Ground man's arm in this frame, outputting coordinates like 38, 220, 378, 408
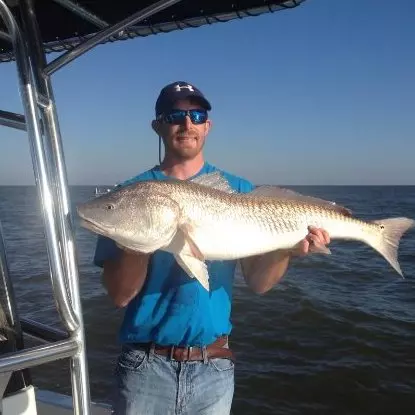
94, 236, 150, 308
240, 226, 330, 294
102, 249, 150, 308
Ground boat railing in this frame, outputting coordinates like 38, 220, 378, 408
0, 0, 184, 413
0, 0, 91, 411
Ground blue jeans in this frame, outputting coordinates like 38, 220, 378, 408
111, 344, 235, 415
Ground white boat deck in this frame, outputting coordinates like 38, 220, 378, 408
2, 386, 112, 415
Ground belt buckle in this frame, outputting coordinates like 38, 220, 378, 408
169, 345, 175, 361
169, 345, 193, 361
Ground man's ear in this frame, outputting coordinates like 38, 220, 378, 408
152, 119, 161, 135
204, 119, 212, 136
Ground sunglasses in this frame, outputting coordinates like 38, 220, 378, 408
159, 109, 208, 125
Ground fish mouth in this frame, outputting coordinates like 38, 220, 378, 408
78, 217, 109, 236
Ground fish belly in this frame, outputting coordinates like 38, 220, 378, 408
187, 212, 368, 261
188, 220, 308, 260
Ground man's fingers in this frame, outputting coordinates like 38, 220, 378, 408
322, 229, 330, 244
297, 239, 309, 256
307, 226, 330, 245
306, 233, 320, 246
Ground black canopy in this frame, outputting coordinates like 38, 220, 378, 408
0, 0, 306, 63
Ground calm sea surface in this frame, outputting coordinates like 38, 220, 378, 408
0, 185, 414, 414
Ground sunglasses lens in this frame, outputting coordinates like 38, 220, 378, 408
165, 111, 184, 124
190, 110, 207, 124
163, 110, 207, 125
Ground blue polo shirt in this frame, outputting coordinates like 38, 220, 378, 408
93, 162, 254, 346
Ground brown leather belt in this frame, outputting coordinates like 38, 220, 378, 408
134, 335, 234, 362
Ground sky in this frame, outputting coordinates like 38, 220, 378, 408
0, 0, 414, 186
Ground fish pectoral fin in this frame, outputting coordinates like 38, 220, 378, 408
309, 241, 332, 255
174, 252, 210, 291
171, 223, 209, 290
179, 223, 205, 261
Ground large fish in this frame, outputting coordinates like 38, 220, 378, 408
77, 172, 414, 290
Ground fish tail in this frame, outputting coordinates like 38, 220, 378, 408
369, 217, 414, 277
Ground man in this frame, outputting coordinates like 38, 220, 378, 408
94, 81, 330, 415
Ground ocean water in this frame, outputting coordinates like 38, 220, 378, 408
0, 185, 414, 415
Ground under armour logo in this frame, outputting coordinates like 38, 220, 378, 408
174, 84, 194, 92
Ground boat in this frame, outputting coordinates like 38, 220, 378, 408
94, 187, 113, 197
0, 0, 307, 413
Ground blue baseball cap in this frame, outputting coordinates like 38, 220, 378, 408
155, 81, 212, 116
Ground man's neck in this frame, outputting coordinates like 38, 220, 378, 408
160, 156, 205, 180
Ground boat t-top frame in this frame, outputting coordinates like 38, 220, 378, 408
0, 1, 306, 414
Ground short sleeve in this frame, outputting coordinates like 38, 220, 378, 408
218, 169, 255, 194
93, 235, 121, 268
238, 178, 255, 194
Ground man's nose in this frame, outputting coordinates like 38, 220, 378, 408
183, 115, 192, 128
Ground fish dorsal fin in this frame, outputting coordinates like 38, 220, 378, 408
189, 171, 235, 193
249, 185, 352, 216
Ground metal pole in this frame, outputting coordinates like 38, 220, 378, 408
0, 109, 26, 131
44, 0, 183, 75
0, 29, 10, 42
19, 0, 78, 310
20, 317, 68, 343
18, 1, 91, 414
0, 0, 79, 334
0, 221, 22, 336
51, 0, 108, 29
0, 220, 35, 392
0, 339, 78, 373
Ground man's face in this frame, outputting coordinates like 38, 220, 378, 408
154, 98, 211, 161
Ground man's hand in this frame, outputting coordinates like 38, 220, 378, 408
103, 243, 150, 308
291, 226, 331, 256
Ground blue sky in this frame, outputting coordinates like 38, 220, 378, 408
0, 0, 414, 185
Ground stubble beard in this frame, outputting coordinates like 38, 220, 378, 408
167, 137, 205, 161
